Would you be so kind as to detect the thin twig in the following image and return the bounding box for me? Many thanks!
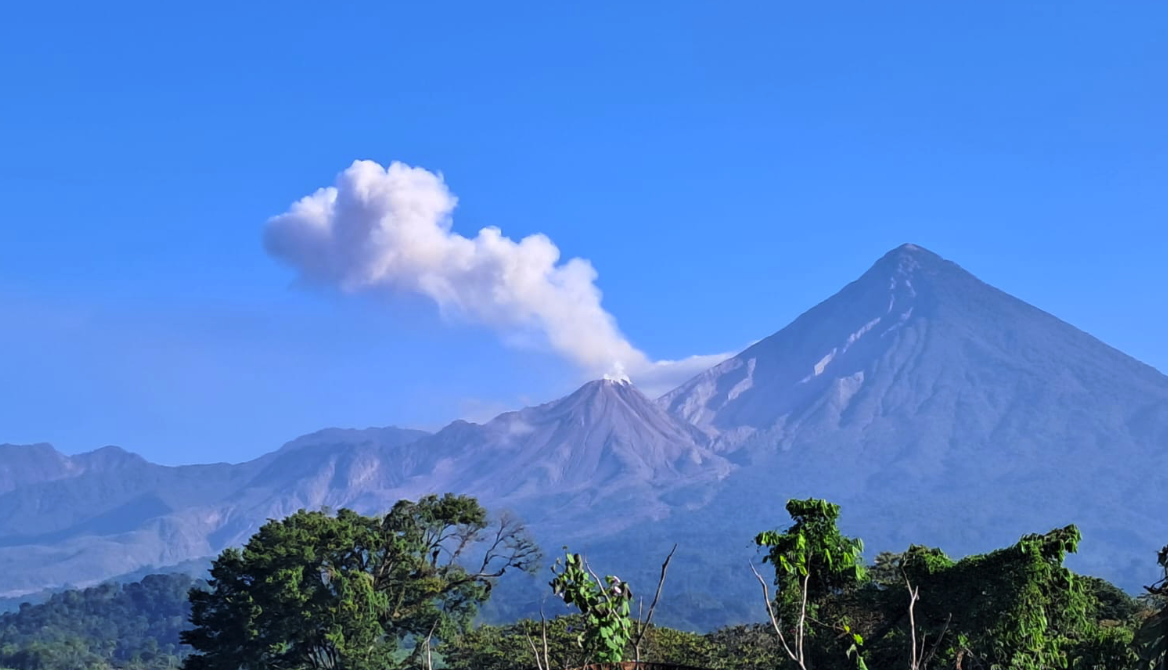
[921,613,953,669]
[632,544,677,663]
[540,604,550,670]
[583,561,614,607]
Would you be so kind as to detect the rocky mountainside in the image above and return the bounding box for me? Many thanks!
[0,383,728,598]
[665,244,1168,451]
[623,244,1168,624]
[1,243,1165,631]
[656,245,1168,571]
[0,427,426,597]
[409,379,730,531]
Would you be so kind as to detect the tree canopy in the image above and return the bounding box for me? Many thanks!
[0,573,201,670]
[2,494,1165,670]
[181,494,539,670]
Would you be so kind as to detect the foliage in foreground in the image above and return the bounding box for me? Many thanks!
[182,494,539,670]
[549,551,635,663]
[746,501,1151,670]
[444,619,788,670]
[1135,544,1168,669]
[2,492,1167,670]
[449,497,1162,670]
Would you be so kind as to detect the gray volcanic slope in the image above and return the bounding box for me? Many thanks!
[412,379,729,522]
[0,382,729,598]
[0,428,429,597]
[617,243,1168,625]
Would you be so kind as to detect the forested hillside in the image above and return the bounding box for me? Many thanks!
[0,573,202,670]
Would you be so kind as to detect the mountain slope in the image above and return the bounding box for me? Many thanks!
[215,380,730,542]
[664,244,1168,446]
[0,387,731,597]
[648,243,1168,597]
[0,427,430,596]
[406,379,731,530]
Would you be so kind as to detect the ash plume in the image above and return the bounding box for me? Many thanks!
[264,160,728,394]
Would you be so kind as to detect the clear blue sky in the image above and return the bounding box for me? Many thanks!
[1,2,1164,465]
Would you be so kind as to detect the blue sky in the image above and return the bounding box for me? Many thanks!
[1,2,1164,465]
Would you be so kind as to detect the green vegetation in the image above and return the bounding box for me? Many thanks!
[447,501,1164,670]
[1135,544,1168,669]
[2,494,1166,670]
[549,551,634,663]
[546,545,674,665]
[0,573,201,670]
[182,494,538,670]
[752,498,868,670]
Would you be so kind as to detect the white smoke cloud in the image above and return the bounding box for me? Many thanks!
[264,160,730,395]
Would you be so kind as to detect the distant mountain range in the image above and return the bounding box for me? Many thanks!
[3,244,1166,629]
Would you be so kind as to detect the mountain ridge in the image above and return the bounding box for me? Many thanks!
[0,381,730,597]
[649,242,1168,611]
[663,243,1168,443]
[1,243,1166,629]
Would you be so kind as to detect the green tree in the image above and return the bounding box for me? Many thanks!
[867,551,905,587]
[549,551,633,664]
[752,498,867,670]
[892,526,1095,670]
[182,494,539,670]
[1135,544,1168,670]
[1080,575,1144,624]
[1067,625,1138,670]
[0,572,201,670]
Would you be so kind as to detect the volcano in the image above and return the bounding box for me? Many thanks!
[636,243,1168,622]
[2,244,1166,630]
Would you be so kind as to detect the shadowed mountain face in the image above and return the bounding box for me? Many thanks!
[1,244,1165,629]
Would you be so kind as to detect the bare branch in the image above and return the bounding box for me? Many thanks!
[906,571,921,670]
[524,628,545,670]
[904,568,951,670]
[539,604,550,670]
[643,544,676,631]
[632,544,677,663]
[474,512,540,579]
[636,596,644,664]
[797,569,810,668]
[922,613,953,670]
[423,618,439,670]
[750,561,801,666]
